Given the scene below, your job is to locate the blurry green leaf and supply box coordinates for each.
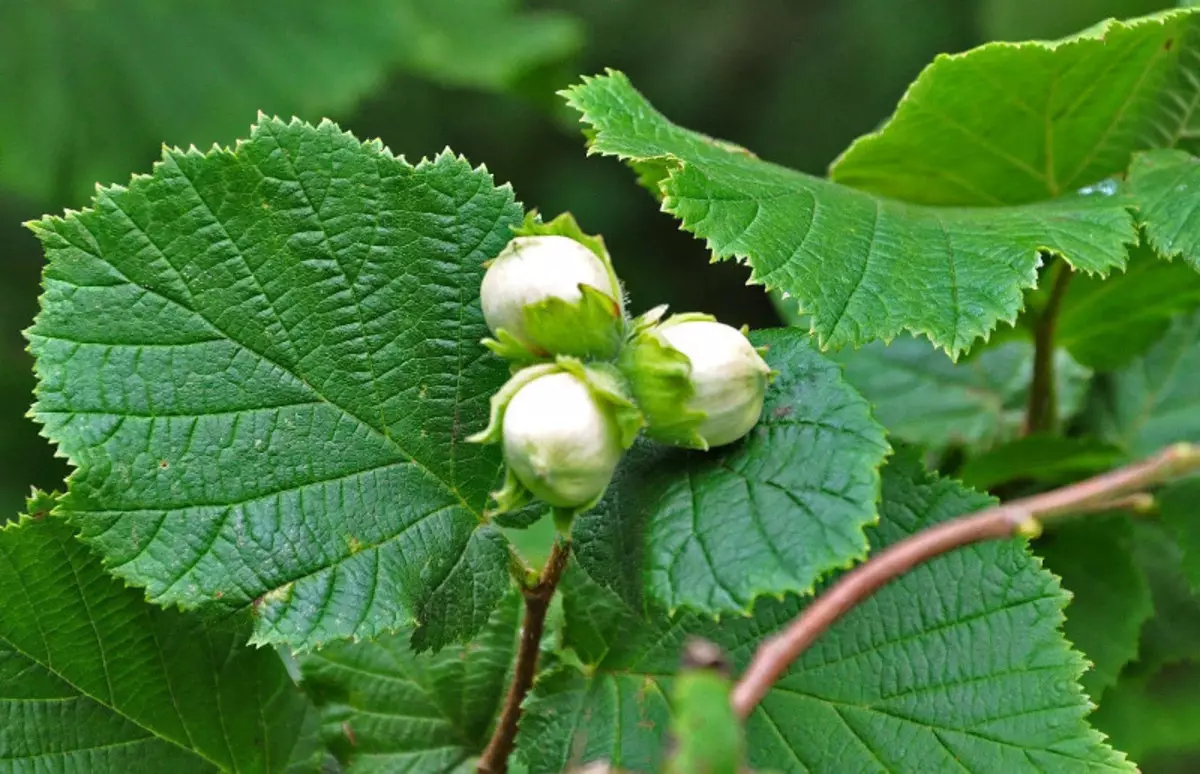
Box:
[394,0,581,91]
[959,435,1124,490]
[1127,149,1200,269]
[1131,520,1200,671]
[27,117,521,652]
[1160,478,1200,591]
[522,448,1131,773]
[664,642,743,774]
[1097,309,1200,455]
[297,592,520,772]
[0,0,579,203]
[563,71,1137,357]
[1091,661,1200,765]
[1035,516,1154,699]
[832,337,1090,453]
[1058,246,1200,371]
[572,328,889,617]
[831,11,1200,205]
[980,0,1170,42]
[0,515,310,771]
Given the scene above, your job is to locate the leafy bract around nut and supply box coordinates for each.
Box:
[622,314,772,450]
[481,212,626,363]
[469,359,643,520]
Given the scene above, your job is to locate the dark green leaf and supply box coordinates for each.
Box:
[297,592,520,772]
[0,0,580,203]
[831,11,1200,205]
[572,328,889,617]
[525,448,1131,773]
[563,71,1138,357]
[832,337,1090,453]
[958,435,1124,491]
[1096,309,1200,455]
[1035,516,1153,699]
[979,0,1170,42]
[1057,246,1200,371]
[1159,478,1200,592]
[1131,520,1200,670]
[27,117,520,652]
[0,515,310,772]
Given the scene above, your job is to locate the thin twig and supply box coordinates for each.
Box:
[731,443,1200,719]
[1025,261,1074,435]
[478,538,571,774]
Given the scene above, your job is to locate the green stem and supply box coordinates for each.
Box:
[1025,262,1073,435]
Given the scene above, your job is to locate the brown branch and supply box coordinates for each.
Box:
[478,538,571,774]
[731,443,1200,719]
[1025,261,1074,435]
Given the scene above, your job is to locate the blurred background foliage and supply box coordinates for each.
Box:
[2,1,1197,769]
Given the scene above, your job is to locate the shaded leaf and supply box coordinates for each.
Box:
[832,337,1090,453]
[1096,309,1200,455]
[0,515,310,772]
[523,448,1131,773]
[1159,478,1200,592]
[1131,519,1200,671]
[1091,661,1200,766]
[572,328,889,617]
[1057,246,1200,371]
[27,117,520,652]
[831,11,1200,205]
[0,0,580,203]
[563,71,1137,357]
[958,435,1124,491]
[297,592,520,773]
[1035,515,1154,699]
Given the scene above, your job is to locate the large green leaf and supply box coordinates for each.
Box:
[571,328,889,617]
[0,0,579,203]
[831,11,1200,206]
[1096,309,1200,456]
[1126,149,1200,270]
[520,448,1131,773]
[563,71,1137,357]
[0,514,310,772]
[1035,516,1154,699]
[831,337,1090,453]
[1057,246,1200,371]
[27,117,521,652]
[297,592,520,772]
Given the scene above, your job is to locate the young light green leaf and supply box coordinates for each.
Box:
[1035,516,1154,700]
[832,337,1090,453]
[571,328,889,617]
[521,448,1132,773]
[297,592,520,773]
[27,117,520,652]
[831,11,1200,205]
[0,515,310,772]
[1057,246,1200,371]
[562,71,1137,357]
[1126,150,1200,270]
[1095,309,1200,456]
[0,0,580,203]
